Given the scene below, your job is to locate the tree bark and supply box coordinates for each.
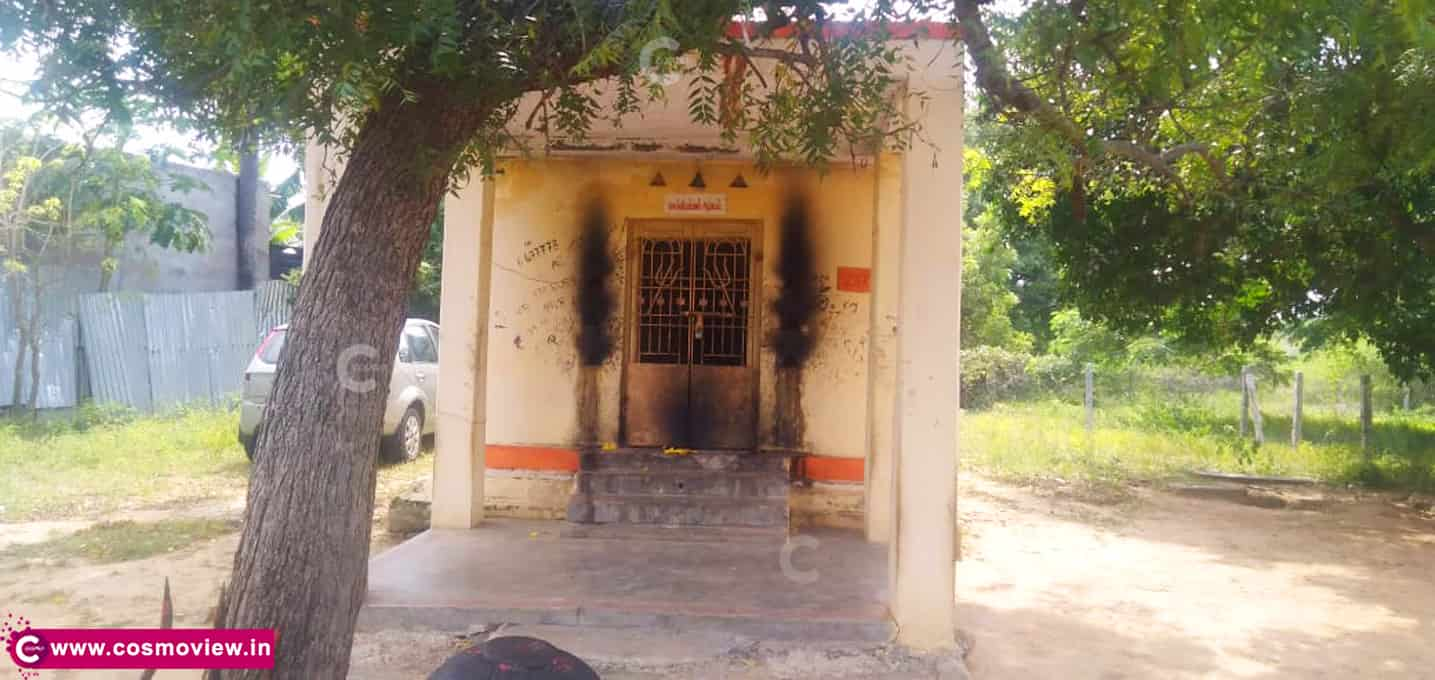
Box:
[213,84,490,678]
[96,241,116,292]
[7,279,25,410]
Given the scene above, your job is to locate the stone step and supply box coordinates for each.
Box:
[580,450,790,475]
[558,523,787,543]
[570,493,789,528]
[577,470,789,499]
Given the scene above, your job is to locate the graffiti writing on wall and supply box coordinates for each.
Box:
[495,224,628,377]
[516,238,561,269]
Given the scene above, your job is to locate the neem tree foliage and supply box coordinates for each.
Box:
[958,0,1435,380]
[2,1,942,676]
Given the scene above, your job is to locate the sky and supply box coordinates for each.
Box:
[0,48,300,189]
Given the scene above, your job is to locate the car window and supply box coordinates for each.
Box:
[425,325,439,357]
[257,329,286,364]
[404,325,438,363]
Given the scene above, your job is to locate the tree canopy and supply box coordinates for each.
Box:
[960,0,1435,380]
[2,0,934,176]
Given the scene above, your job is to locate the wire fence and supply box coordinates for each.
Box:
[1059,363,1431,455]
[961,346,1431,456]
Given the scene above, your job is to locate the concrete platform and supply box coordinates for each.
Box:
[361,519,892,641]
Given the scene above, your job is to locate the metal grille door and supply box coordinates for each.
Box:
[626,227,757,450]
[636,238,750,367]
[636,239,692,365]
[692,238,751,366]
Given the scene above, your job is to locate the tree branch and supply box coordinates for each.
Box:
[712,42,818,69]
[955,0,1226,184]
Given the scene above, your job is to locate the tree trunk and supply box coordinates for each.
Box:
[8,331,25,410]
[25,266,42,413]
[26,334,40,413]
[7,278,24,409]
[213,85,491,678]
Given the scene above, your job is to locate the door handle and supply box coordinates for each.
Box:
[415,372,426,382]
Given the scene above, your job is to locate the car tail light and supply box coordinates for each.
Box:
[254,328,280,361]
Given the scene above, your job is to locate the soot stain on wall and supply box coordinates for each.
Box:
[575,195,615,445]
[576,197,616,367]
[772,191,818,448]
[773,193,819,369]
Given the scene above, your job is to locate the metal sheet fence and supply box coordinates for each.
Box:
[0,273,86,409]
[0,317,80,409]
[142,291,260,410]
[25,282,300,413]
[76,294,151,412]
[254,280,295,334]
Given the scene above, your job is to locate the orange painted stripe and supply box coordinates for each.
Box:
[486,445,580,472]
[801,456,865,483]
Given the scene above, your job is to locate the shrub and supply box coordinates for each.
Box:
[961,346,1033,409]
[1025,353,1081,393]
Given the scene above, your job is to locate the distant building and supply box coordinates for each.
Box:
[104,162,272,292]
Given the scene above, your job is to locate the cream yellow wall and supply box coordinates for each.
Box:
[475,156,879,459]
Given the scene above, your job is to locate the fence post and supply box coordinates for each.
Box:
[1245,371,1264,445]
[1292,371,1304,446]
[1084,363,1095,433]
[1360,374,1373,458]
[1239,365,1250,437]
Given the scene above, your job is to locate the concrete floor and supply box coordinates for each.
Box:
[350,625,973,679]
[361,519,891,641]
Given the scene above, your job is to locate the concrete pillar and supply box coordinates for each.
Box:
[301,134,346,270]
[888,42,963,651]
[864,151,902,543]
[431,178,497,528]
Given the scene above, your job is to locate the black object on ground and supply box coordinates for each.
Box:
[428,636,600,679]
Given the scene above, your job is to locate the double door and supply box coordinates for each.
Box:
[623,222,759,450]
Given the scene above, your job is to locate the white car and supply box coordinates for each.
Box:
[238,319,440,462]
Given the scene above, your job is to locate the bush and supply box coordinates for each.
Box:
[1025,353,1081,393]
[961,346,1033,409]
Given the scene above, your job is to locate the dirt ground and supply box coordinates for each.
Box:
[957,476,1435,679]
[2,474,1433,678]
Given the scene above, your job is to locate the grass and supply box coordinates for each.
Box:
[0,404,250,521]
[0,518,239,564]
[962,395,1435,495]
[0,401,437,527]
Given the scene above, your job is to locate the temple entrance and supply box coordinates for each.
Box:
[622,220,760,450]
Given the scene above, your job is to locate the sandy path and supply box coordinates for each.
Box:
[957,476,1435,679]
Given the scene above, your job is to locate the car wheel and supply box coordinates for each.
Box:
[383,406,423,463]
[241,424,262,462]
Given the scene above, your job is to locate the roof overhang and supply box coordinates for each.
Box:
[501,22,960,161]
